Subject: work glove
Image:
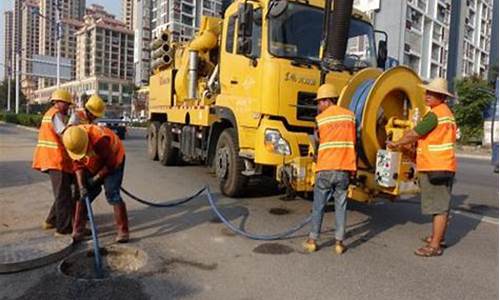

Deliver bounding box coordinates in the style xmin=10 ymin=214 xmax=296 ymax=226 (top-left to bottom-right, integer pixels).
xmin=86 ymin=175 xmax=102 ymax=189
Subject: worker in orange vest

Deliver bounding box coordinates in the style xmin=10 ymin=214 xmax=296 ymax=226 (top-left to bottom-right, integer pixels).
xmin=303 ymin=84 xmax=357 ymax=255
xmin=32 ymin=89 xmax=77 ymax=236
xmin=69 ymin=94 xmax=106 ymax=125
xmin=62 ymin=124 xmax=129 ymax=243
xmin=387 ymin=77 xmax=456 ymax=257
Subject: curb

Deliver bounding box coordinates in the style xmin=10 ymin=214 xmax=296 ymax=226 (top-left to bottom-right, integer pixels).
xmin=456 ymin=153 xmax=491 ymax=161
xmin=0 ymin=121 xmax=39 ymax=133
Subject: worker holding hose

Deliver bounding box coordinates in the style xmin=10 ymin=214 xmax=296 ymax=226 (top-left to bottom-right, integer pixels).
xmin=303 ymin=83 xmax=357 ymax=255
xmin=387 ymin=77 xmax=456 ymax=257
xmin=62 ymin=124 xmax=130 ymax=243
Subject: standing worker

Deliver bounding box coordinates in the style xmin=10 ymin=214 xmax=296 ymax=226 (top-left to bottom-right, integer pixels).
xmin=32 ymin=89 xmax=76 ymax=236
xmin=303 ymin=84 xmax=357 ymax=255
xmin=62 ymin=124 xmax=130 ymax=243
xmin=387 ymin=77 xmax=456 ymax=257
xmin=69 ymin=94 xmax=106 ymax=125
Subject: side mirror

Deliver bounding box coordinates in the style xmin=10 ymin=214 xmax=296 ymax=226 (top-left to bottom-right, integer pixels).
xmin=375 ymin=30 xmax=388 ymax=69
xmin=377 ymin=40 xmax=388 ymax=68
xmin=237 ymin=3 xmax=253 ymax=55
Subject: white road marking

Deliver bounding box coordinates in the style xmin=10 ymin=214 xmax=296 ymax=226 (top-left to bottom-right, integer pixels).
xmin=451 ymin=209 xmax=499 ymax=225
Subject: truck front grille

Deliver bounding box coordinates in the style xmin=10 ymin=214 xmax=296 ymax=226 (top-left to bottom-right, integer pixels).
xmin=296 ymin=92 xmax=317 ymax=122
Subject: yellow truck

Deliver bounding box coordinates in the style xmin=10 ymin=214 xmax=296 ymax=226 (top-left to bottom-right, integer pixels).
xmin=146 ymin=0 xmax=426 ymax=200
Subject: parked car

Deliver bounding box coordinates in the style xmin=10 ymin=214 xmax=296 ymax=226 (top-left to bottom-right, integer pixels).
xmin=96 ymin=111 xmax=128 ymax=140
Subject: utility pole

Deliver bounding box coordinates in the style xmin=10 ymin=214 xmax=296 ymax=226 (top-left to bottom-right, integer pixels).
xmin=7 ymin=66 xmax=11 ymax=111
xmin=15 ymin=51 xmax=20 ymax=114
xmin=56 ymin=0 xmax=61 ymax=87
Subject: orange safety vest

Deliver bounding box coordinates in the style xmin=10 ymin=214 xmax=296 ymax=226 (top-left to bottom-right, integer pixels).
xmin=417 ymin=103 xmax=457 ymax=172
xmin=79 ymin=124 xmax=125 ymax=175
xmin=32 ymin=107 xmax=73 ymax=173
xmin=316 ymin=105 xmax=357 ymax=172
xmin=75 ymin=109 xmax=90 ymax=124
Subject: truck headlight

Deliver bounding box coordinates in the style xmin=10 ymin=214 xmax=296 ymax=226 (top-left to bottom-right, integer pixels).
xmin=264 ymin=129 xmax=291 ymax=156
xmin=97 ymin=122 xmax=106 ymax=126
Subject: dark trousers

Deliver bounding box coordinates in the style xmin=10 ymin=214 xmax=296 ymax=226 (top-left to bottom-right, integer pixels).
xmin=45 ymin=170 xmax=77 ymax=234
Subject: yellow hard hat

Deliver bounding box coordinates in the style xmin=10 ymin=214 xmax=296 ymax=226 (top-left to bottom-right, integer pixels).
xmin=85 ymin=94 xmax=106 ymax=118
xmin=314 ymin=84 xmax=340 ymax=101
xmin=62 ymin=126 xmax=89 ymax=160
xmin=51 ymin=89 xmax=73 ymax=104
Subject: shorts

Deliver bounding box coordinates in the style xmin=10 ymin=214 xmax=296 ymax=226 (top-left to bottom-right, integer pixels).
xmin=419 ymin=172 xmax=454 ymax=215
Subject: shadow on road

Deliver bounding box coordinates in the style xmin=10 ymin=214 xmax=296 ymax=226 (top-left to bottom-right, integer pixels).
xmin=0 ymin=161 xmax=49 ymax=188
xmin=331 ymin=193 xmax=482 ymax=251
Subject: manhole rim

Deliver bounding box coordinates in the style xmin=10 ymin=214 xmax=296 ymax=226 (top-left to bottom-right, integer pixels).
xmin=57 ymin=244 xmax=148 ymax=281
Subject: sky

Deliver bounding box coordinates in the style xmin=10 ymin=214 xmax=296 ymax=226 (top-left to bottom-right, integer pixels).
xmin=0 ymin=0 xmax=121 ymax=81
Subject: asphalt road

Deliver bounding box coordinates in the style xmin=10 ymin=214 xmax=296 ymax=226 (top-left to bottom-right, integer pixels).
xmin=0 ymin=124 xmax=498 ymax=300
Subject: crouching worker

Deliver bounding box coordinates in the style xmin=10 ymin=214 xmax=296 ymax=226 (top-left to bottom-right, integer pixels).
xmin=62 ymin=124 xmax=130 ymax=243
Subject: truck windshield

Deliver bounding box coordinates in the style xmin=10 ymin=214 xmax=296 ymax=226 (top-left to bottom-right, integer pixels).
xmin=269 ymin=2 xmax=377 ymax=69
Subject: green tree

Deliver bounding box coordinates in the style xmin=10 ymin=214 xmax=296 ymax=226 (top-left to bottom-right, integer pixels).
xmin=0 ymin=79 xmax=28 ymax=112
xmin=453 ymin=76 xmax=495 ymax=144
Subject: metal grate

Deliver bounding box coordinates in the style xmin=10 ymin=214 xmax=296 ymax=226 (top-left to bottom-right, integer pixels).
xmin=296 ymin=91 xmax=317 ymax=122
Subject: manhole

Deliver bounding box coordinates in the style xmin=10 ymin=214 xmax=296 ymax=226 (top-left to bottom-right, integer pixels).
xmin=252 ymin=243 xmax=294 ymax=255
xmin=59 ymin=245 xmax=147 ymax=280
xmin=268 ymin=208 xmax=291 ymax=215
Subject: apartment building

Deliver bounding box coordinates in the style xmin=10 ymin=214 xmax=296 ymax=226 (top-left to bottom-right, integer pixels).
xmin=33 ymin=5 xmax=135 ymax=108
xmin=3 ymin=11 xmax=13 ymax=80
xmin=151 ymin=0 xmax=223 ymax=41
xmin=461 ymin=0 xmax=493 ymax=77
xmin=371 ymin=0 xmax=451 ymax=81
xmin=133 ymin=0 xmax=152 ymax=86
xmin=20 ymin=0 xmax=41 ymax=100
xmin=123 ymin=0 xmax=135 ymax=30
xmin=37 ymin=0 xmax=85 ymax=88
xmin=363 ymin=0 xmax=494 ymax=80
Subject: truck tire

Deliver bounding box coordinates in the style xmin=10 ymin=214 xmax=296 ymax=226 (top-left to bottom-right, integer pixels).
xmin=147 ymin=121 xmax=160 ymax=160
xmin=158 ymin=122 xmax=179 ymax=166
xmin=215 ymin=128 xmax=248 ymax=197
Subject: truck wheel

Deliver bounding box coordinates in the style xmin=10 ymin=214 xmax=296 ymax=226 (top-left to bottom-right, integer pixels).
xmin=215 ymin=128 xmax=248 ymax=197
xmin=158 ymin=122 xmax=178 ymax=166
xmin=147 ymin=121 xmax=160 ymax=160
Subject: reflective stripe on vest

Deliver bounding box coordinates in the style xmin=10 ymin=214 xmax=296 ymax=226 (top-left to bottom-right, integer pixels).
xmin=316 ymin=105 xmax=357 ymax=172
xmin=416 ymin=103 xmax=457 ymax=172
xmin=32 ymin=107 xmax=73 ymax=173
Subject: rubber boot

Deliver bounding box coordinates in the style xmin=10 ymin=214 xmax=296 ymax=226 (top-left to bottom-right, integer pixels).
xmin=72 ymin=201 xmax=88 ymax=242
xmin=113 ymin=202 xmax=129 ymax=243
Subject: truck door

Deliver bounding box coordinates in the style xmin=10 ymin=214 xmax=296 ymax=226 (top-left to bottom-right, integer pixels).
xmin=219 ymin=8 xmax=262 ymax=129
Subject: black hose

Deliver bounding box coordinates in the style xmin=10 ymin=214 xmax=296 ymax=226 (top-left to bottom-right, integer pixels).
xmin=120 ymin=185 xmax=311 ymax=240
xmin=120 ymin=186 xmax=206 ymax=207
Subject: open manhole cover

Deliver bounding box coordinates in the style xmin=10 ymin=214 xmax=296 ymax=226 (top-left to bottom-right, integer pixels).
xmin=59 ymin=245 xmax=147 ymax=280
xmin=0 ymin=234 xmax=73 ymax=273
